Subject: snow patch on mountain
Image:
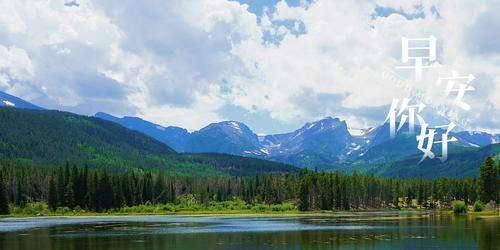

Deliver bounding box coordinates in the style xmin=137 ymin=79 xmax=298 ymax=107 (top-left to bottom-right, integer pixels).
xmin=260 ymin=148 xmax=270 ymax=155
xmin=229 ymin=121 xmax=241 ymax=131
xmin=346 ymin=143 xmax=362 ymax=155
xmin=348 ymin=128 xmax=365 ymax=136
xmin=2 ymin=100 xmax=15 ymax=106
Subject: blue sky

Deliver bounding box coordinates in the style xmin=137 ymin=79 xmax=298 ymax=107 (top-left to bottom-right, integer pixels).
xmin=0 ymin=0 xmax=498 ymax=134
xmin=236 ymin=0 xmax=302 ymax=15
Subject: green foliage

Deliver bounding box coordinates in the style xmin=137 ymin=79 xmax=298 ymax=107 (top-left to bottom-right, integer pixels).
xmin=270 ymin=203 xmax=295 ymax=212
xmin=0 ymin=157 xmax=494 ymax=214
xmin=473 ymin=200 xmax=484 ymax=212
xmin=298 ymin=169 xmax=311 ymax=211
xmin=55 ymin=207 xmax=72 ymax=214
xmin=452 ymin=200 xmax=467 ymax=214
xmin=64 ymin=181 xmax=75 ymax=209
xmin=0 ymin=171 xmax=9 ymax=214
xmin=11 ymin=202 xmax=50 ymax=215
xmin=98 ymin=168 xmax=113 ymax=211
xmin=477 ymin=156 xmax=499 ymax=203
xmin=179 ymin=153 xmax=298 ymax=176
xmin=48 ymin=175 xmax=57 ymax=211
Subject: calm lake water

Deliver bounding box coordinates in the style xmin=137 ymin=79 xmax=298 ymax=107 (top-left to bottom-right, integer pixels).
xmin=0 ymin=211 xmax=498 ymax=250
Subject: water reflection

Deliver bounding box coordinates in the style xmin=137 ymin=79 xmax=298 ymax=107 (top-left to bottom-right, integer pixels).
xmin=0 ymin=212 xmax=498 ymax=250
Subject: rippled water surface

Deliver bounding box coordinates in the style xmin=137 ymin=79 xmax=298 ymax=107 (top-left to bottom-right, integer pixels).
xmin=0 ymin=211 xmax=498 ymax=249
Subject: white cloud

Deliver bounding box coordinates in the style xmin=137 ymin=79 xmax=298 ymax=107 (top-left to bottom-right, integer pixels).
xmin=0 ymin=0 xmax=498 ymax=133
xmin=0 ymin=45 xmax=34 ymax=85
xmin=227 ymin=0 xmax=500 ymax=132
xmin=0 ymin=1 xmax=27 ymax=33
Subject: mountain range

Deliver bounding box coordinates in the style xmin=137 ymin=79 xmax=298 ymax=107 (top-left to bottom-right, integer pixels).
xmin=1 ymin=90 xmax=498 ymax=177
xmin=95 ymin=112 xmax=500 ymax=174
xmin=0 ymin=92 xmax=297 ymax=176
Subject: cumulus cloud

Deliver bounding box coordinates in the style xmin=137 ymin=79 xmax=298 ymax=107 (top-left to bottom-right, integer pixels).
xmin=0 ymin=0 xmax=498 ymax=132
xmin=0 ymin=45 xmax=33 ymax=85
xmin=228 ymin=0 xmax=500 ymax=132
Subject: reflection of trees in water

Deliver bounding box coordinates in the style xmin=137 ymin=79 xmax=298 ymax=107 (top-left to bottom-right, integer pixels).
xmin=0 ymin=215 xmax=498 ymax=250
xmin=477 ymin=218 xmax=499 ymax=250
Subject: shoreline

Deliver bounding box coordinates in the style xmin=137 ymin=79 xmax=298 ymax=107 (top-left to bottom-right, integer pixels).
xmin=2 ymin=209 xmax=498 ymax=219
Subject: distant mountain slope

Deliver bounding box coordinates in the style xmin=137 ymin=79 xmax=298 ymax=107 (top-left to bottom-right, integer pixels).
xmin=353 ymin=123 xmax=477 ymax=164
xmin=0 ymin=108 xmax=298 ymax=176
xmin=262 ymin=117 xmax=358 ymax=166
xmin=454 ymin=131 xmax=500 ymax=146
xmin=96 ymin=113 xmax=265 ymax=155
xmin=172 ymin=153 xmax=299 ymax=176
xmin=95 ymin=112 xmax=189 ymax=152
xmin=344 ymin=143 xmax=500 ymax=178
xmin=3 ymin=92 xmax=494 ymax=178
xmin=96 ymin=112 xmax=499 ymax=177
xmin=0 ymin=91 xmax=44 ymax=110
xmin=185 ymin=121 xmax=261 ymax=155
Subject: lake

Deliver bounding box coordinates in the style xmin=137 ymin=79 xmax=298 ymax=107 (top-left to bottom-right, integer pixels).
xmin=0 ymin=211 xmax=498 ymax=250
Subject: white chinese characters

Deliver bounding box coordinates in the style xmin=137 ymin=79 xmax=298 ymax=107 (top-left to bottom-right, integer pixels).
xmin=397 ymin=36 xmax=440 ymax=81
xmin=416 ymin=122 xmax=458 ymax=164
xmin=436 ymin=71 xmax=475 ymax=111
xmin=385 ymin=98 xmax=425 ymax=139
xmin=387 ymin=36 xmax=476 ymax=164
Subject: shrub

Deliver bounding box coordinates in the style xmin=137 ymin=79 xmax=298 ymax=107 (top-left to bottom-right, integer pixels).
xmin=271 ymin=203 xmax=295 ymax=212
xmin=178 ymin=194 xmax=198 ymax=206
xmin=251 ymin=204 xmax=267 ymax=212
xmin=73 ymin=206 xmax=85 ymax=213
xmin=452 ymin=200 xmax=467 ymax=214
xmin=160 ymin=204 xmax=175 ymax=212
xmin=55 ymin=207 xmax=71 ymax=214
xmin=12 ymin=202 xmax=51 ymax=215
xmin=473 ymin=201 xmax=484 ymax=212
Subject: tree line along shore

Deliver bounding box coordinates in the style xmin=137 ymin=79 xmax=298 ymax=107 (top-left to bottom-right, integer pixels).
xmin=0 ymin=157 xmax=498 ymax=216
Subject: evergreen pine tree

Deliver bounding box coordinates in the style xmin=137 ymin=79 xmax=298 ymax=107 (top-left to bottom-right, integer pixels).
xmin=71 ymin=165 xmax=81 ymax=207
xmin=87 ymin=173 xmax=98 ymax=211
xmin=57 ymin=167 xmax=66 ymax=207
xmin=168 ymin=181 xmax=176 ymax=203
xmin=15 ymin=174 xmax=26 ymax=207
xmin=98 ymin=169 xmax=113 ymax=210
xmin=112 ymin=176 xmax=124 ymax=208
xmin=351 ymin=171 xmax=360 ymax=209
xmin=48 ymin=174 xmax=58 ymax=211
xmin=142 ymin=172 xmax=153 ymax=203
xmin=122 ymin=173 xmax=133 ymax=206
xmin=298 ymin=169 xmax=310 ymax=211
xmin=0 ymin=172 xmax=9 ymax=215
xmin=341 ymin=177 xmax=350 ymax=210
xmin=14 ymin=168 xmax=27 ymax=207
xmin=153 ymin=173 xmax=166 ymax=204
xmin=65 ymin=181 xmax=75 ymax=209
xmin=80 ymin=165 xmax=89 ymax=207
xmin=334 ymin=172 xmax=341 ymax=209
xmin=478 ymin=156 xmax=498 ymax=203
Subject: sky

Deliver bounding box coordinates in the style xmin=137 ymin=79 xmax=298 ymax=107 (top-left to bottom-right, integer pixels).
xmin=0 ymin=0 xmax=499 ymax=134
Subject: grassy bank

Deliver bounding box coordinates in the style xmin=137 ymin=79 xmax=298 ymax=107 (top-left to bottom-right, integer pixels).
xmin=2 ymin=201 xmax=498 ymax=218
xmin=2 ymin=200 xmax=300 ymax=217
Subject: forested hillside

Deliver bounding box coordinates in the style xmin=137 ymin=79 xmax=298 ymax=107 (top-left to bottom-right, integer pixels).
xmin=0 ymin=108 xmax=297 ymax=176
